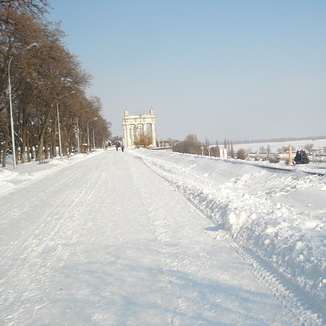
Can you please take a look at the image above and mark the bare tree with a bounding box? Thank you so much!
[236,148,247,160]
[173,134,201,155]
[0,4,111,166]
[267,144,271,154]
[134,134,153,148]
[230,141,235,158]
[0,0,49,16]
[304,143,314,153]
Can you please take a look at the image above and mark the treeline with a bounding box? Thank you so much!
[173,134,326,161]
[0,0,111,167]
[173,134,236,158]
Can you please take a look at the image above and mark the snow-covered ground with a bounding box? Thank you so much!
[233,138,326,154]
[0,149,325,325]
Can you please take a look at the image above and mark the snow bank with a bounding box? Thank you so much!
[130,149,326,309]
[0,151,102,194]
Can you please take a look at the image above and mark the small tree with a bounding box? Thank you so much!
[134,133,153,148]
[215,140,220,157]
[204,138,210,155]
[304,143,314,153]
[267,144,271,154]
[210,140,220,157]
[236,148,247,160]
[230,141,235,158]
[173,134,201,154]
[278,145,295,153]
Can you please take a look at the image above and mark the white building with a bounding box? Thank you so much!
[122,108,156,148]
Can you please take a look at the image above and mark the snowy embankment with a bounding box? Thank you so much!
[130,149,326,313]
[0,153,98,194]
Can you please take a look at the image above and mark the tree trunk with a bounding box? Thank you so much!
[36,104,55,161]
[21,128,27,163]
[51,118,57,158]
[27,138,31,162]
[62,133,67,156]
[44,133,49,159]
[2,133,8,167]
[29,144,34,161]
[36,136,44,161]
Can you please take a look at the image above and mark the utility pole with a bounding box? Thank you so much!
[288,144,293,166]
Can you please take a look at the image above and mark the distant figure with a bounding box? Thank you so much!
[116,143,119,151]
[121,145,125,152]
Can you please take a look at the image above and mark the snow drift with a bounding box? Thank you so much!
[130,149,326,313]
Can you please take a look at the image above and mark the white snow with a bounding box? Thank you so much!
[0,148,325,325]
[233,138,326,154]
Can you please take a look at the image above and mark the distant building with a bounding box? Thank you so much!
[122,107,156,147]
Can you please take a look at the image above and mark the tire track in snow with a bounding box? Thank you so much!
[0,156,108,324]
[126,154,178,324]
[228,239,324,325]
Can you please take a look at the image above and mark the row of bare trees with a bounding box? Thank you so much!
[0,0,111,167]
[173,134,236,158]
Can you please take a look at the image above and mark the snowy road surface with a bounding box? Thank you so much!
[0,150,324,325]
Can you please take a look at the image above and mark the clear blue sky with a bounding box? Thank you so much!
[47,0,326,142]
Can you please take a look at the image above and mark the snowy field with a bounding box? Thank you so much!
[0,149,325,325]
[233,138,326,154]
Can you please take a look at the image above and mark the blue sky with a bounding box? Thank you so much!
[47,0,326,142]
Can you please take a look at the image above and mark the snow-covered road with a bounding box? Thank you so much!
[0,150,324,325]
